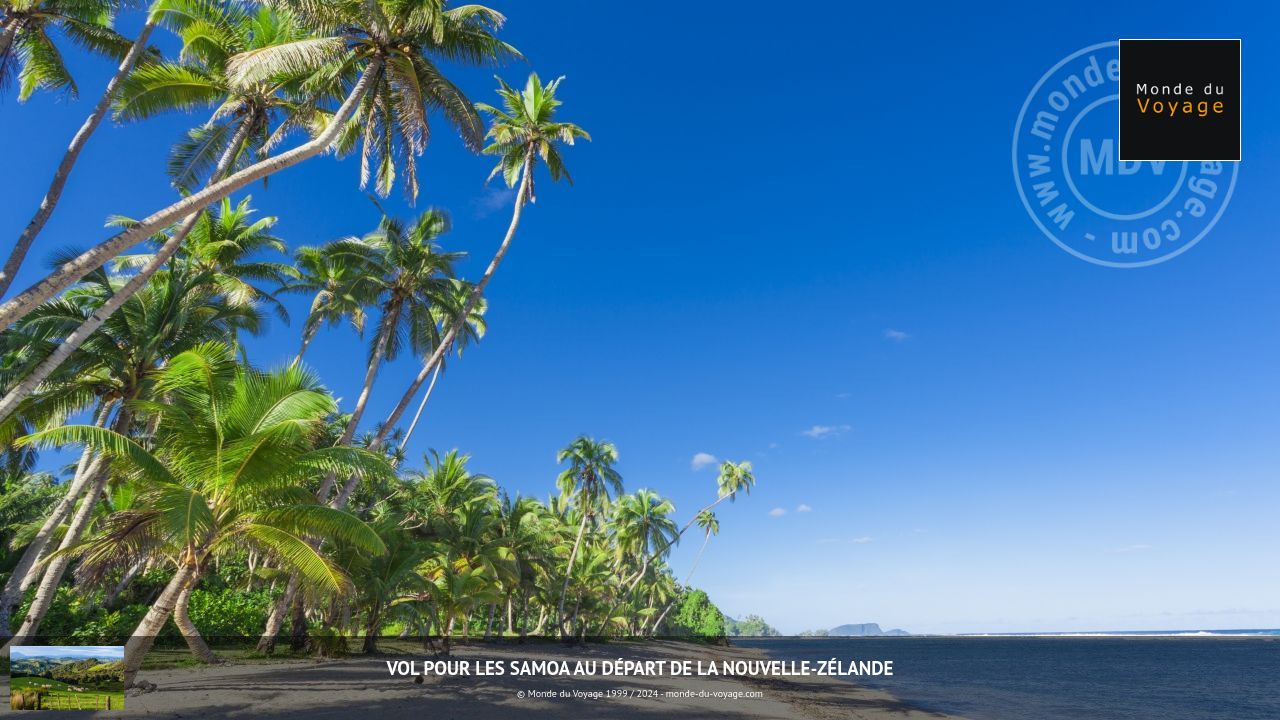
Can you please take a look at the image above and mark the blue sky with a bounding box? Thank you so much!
[2,1,1278,634]
[10,646,124,660]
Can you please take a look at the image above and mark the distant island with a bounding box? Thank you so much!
[725,614,782,636]
[799,623,910,637]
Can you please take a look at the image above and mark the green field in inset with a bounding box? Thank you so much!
[10,676,125,710]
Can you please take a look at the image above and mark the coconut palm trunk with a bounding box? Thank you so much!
[685,529,713,584]
[0,455,105,635]
[629,494,732,589]
[288,593,309,651]
[321,303,401,506]
[649,529,714,636]
[122,561,198,688]
[650,601,677,637]
[397,363,440,451]
[0,58,383,331]
[362,148,535,461]
[256,576,298,654]
[0,402,112,639]
[0,18,23,63]
[4,462,113,646]
[596,555,650,636]
[0,117,255,424]
[172,581,218,664]
[556,509,589,639]
[103,559,146,607]
[0,17,159,297]
[4,406,137,648]
[291,323,320,367]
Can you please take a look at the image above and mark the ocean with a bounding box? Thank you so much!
[737,633,1280,719]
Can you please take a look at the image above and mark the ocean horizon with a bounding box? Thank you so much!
[740,634,1280,720]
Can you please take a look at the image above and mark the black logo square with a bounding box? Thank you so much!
[1119,39,1240,161]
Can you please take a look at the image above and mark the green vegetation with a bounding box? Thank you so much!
[10,676,124,711]
[0,0,762,691]
[666,589,727,640]
[725,614,781,637]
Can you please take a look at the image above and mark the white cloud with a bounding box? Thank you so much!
[690,452,718,471]
[835,392,852,399]
[850,537,874,544]
[768,507,787,518]
[796,504,812,513]
[801,424,852,439]
[883,329,911,342]
[472,187,516,218]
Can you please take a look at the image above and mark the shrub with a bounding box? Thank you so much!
[666,589,726,640]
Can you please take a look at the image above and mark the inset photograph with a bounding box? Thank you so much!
[8,646,124,711]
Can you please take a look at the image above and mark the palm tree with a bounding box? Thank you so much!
[554,435,621,638]
[112,1,319,192]
[14,343,390,687]
[0,1,315,423]
[283,241,382,366]
[1,0,156,296]
[667,460,753,548]
[617,460,755,626]
[399,278,486,451]
[649,512,718,635]
[112,195,295,317]
[0,0,132,99]
[401,449,496,532]
[322,210,464,507]
[0,469,59,574]
[492,493,551,637]
[597,489,677,634]
[344,517,429,653]
[366,73,589,454]
[684,509,719,584]
[0,0,515,341]
[0,262,264,642]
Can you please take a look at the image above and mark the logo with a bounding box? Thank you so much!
[1119,39,1240,161]
[1012,42,1238,268]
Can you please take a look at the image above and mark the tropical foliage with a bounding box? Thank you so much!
[0,0,760,694]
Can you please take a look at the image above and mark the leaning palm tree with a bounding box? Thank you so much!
[365,72,589,453]
[0,263,264,643]
[648,512,720,636]
[684,509,719,584]
[1,0,155,296]
[112,195,295,317]
[0,0,132,99]
[616,460,755,624]
[0,1,323,424]
[322,209,464,507]
[0,0,516,354]
[14,343,390,688]
[399,277,486,451]
[112,1,321,191]
[597,489,677,634]
[554,435,621,638]
[283,241,383,366]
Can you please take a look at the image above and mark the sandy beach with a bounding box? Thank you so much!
[8,641,960,719]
